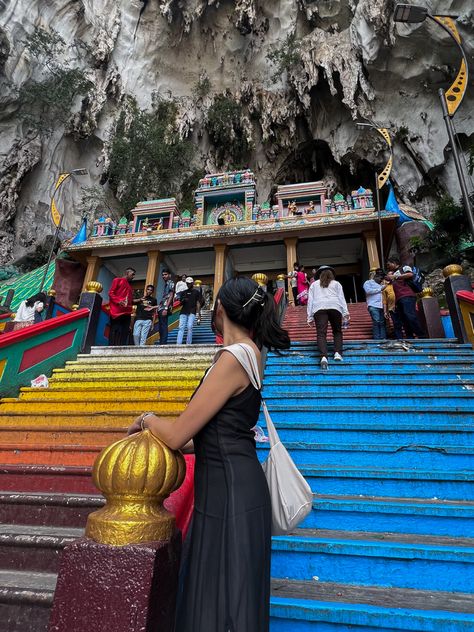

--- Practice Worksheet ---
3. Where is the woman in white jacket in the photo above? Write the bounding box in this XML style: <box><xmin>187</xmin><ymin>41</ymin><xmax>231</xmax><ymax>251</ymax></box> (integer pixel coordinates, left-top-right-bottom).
<box><xmin>307</xmin><ymin>266</ymin><xmax>349</xmax><ymax>369</ymax></box>
<box><xmin>13</xmin><ymin>292</ymin><xmax>47</xmax><ymax>330</ymax></box>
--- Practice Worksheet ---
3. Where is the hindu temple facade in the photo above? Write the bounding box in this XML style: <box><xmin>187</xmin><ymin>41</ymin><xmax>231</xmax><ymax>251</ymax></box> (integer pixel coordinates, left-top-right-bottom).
<box><xmin>67</xmin><ymin>170</ymin><xmax>399</xmax><ymax>303</ymax></box>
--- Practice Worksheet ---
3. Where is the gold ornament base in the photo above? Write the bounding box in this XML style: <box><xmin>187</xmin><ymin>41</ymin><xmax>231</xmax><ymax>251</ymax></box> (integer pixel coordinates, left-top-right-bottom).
<box><xmin>86</xmin><ymin>497</ymin><xmax>176</xmax><ymax>546</ymax></box>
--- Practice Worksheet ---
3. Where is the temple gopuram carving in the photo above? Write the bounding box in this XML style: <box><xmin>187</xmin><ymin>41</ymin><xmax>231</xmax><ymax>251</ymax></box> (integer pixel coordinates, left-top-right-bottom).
<box><xmin>66</xmin><ymin>169</ymin><xmax>402</xmax><ymax>304</ymax></box>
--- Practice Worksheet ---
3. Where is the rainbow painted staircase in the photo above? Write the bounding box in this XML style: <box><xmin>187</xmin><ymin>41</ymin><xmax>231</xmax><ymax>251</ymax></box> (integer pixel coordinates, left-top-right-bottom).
<box><xmin>1</xmin><ymin>304</ymin><xmax>474</xmax><ymax>629</ymax></box>
<box><xmin>0</xmin><ymin>344</ymin><xmax>215</xmax><ymax>631</ymax></box>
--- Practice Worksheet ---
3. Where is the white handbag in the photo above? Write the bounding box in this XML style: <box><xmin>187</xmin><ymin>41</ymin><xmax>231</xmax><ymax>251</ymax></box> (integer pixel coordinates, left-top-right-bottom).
<box><xmin>225</xmin><ymin>343</ymin><xmax>313</xmax><ymax>535</ymax></box>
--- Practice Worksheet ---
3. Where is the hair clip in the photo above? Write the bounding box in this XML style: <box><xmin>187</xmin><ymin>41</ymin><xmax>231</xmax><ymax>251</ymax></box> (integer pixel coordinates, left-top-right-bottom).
<box><xmin>242</xmin><ymin>288</ymin><xmax>265</xmax><ymax>309</ymax></box>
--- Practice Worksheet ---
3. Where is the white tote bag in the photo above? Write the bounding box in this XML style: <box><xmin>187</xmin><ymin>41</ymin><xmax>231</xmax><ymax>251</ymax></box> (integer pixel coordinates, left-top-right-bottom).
<box><xmin>227</xmin><ymin>344</ymin><xmax>313</xmax><ymax>535</ymax></box>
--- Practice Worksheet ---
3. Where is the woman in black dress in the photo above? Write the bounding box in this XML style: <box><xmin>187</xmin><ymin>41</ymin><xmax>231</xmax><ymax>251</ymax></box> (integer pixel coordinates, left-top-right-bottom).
<box><xmin>128</xmin><ymin>277</ymin><xmax>290</xmax><ymax>632</ymax></box>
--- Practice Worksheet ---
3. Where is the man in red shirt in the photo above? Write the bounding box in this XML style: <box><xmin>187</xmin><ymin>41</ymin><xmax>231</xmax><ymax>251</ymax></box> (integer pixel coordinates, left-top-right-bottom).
<box><xmin>108</xmin><ymin>267</ymin><xmax>135</xmax><ymax>345</ymax></box>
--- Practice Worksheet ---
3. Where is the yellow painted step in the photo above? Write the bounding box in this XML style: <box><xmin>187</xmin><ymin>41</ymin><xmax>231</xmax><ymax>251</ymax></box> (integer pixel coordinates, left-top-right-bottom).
<box><xmin>52</xmin><ymin>369</ymin><xmax>205</xmax><ymax>379</ymax></box>
<box><xmin>0</xmin><ymin>412</ymin><xmax>178</xmax><ymax>427</ymax></box>
<box><xmin>25</xmin><ymin>382</ymin><xmax>199</xmax><ymax>391</ymax></box>
<box><xmin>48</xmin><ymin>374</ymin><xmax>203</xmax><ymax>387</ymax></box>
<box><xmin>0</xmin><ymin>400</ymin><xmax>187</xmax><ymax>413</ymax></box>
<box><xmin>64</xmin><ymin>360</ymin><xmax>210</xmax><ymax>371</ymax></box>
<box><xmin>64</xmin><ymin>357</ymin><xmax>212</xmax><ymax>366</ymax></box>
<box><xmin>17</xmin><ymin>388</ymin><xmax>194</xmax><ymax>401</ymax></box>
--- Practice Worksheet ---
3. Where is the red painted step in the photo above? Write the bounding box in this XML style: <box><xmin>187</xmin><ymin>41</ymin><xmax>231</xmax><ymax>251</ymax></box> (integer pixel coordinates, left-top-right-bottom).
<box><xmin>283</xmin><ymin>303</ymin><xmax>373</xmax><ymax>342</ymax></box>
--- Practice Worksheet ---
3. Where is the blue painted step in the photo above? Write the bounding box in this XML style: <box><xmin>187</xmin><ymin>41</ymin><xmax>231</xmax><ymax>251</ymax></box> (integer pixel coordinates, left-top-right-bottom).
<box><xmin>264</xmin><ymin>339</ymin><xmax>474</xmax><ymax>630</ymax></box>
<box><xmin>297</xmin><ymin>465</ymin><xmax>474</xmax><ymax>501</ymax></box>
<box><xmin>271</xmin><ymin>531</ymin><xmax>474</xmax><ymax>592</ymax></box>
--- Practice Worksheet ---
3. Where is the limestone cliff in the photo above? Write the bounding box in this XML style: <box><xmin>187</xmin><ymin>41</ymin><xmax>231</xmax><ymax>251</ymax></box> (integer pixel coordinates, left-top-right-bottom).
<box><xmin>0</xmin><ymin>0</ymin><xmax>472</xmax><ymax>263</ymax></box>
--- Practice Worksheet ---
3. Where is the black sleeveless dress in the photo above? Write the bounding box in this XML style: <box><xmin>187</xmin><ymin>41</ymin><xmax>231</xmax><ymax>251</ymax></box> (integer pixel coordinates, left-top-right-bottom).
<box><xmin>176</xmin><ymin>373</ymin><xmax>271</xmax><ymax>631</ymax></box>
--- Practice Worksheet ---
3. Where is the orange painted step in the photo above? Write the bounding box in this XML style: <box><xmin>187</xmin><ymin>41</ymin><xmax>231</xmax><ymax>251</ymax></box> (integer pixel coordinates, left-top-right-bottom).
<box><xmin>0</xmin><ymin>444</ymin><xmax>102</xmax><ymax>467</ymax></box>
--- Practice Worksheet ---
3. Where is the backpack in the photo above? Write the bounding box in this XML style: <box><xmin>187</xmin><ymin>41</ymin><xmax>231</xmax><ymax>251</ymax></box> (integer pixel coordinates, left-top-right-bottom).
<box><xmin>407</xmin><ymin>266</ymin><xmax>425</xmax><ymax>293</ymax></box>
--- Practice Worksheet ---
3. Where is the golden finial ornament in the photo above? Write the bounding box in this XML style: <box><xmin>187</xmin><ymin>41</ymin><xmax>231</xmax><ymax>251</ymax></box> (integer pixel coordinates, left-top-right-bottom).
<box><xmin>418</xmin><ymin>287</ymin><xmax>434</xmax><ymax>299</ymax></box>
<box><xmin>252</xmin><ymin>273</ymin><xmax>268</xmax><ymax>287</ymax></box>
<box><xmin>85</xmin><ymin>281</ymin><xmax>103</xmax><ymax>293</ymax></box>
<box><xmin>71</xmin><ymin>304</ymin><xmax>79</xmax><ymax>311</ymax></box>
<box><xmin>194</xmin><ymin>280</ymin><xmax>202</xmax><ymax>287</ymax></box>
<box><xmin>86</xmin><ymin>430</ymin><xmax>185</xmax><ymax>546</ymax></box>
<box><xmin>47</xmin><ymin>289</ymin><xmax>57</xmax><ymax>297</ymax></box>
<box><xmin>276</xmin><ymin>274</ymin><xmax>285</xmax><ymax>281</ymax></box>
<box><xmin>443</xmin><ymin>264</ymin><xmax>463</xmax><ymax>278</ymax></box>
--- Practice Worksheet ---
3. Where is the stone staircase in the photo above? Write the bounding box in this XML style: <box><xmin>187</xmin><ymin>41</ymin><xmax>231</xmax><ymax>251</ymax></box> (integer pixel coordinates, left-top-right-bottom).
<box><xmin>1</xmin><ymin>323</ymin><xmax>474</xmax><ymax>629</ymax></box>
<box><xmin>0</xmin><ymin>344</ymin><xmax>215</xmax><ymax>632</ymax></box>
<box><xmin>165</xmin><ymin>308</ymin><xmax>216</xmax><ymax>345</ymax></box>
<box><xmin>262</xmin><ymin>339</ymin><xmax>474</xmax><ymax>630</ymax></box>
<box><xmin>284</xmin><ymin>303</ymin><xmax>374</xmax><ymax>342</ymax></box>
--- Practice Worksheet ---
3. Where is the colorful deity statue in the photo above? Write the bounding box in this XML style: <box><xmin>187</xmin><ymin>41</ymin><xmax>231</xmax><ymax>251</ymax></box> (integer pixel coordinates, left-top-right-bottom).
<box><xmin>128</xmin><ymin>220</ymin><xmax>134</xmax><ymax>233</ymax></box>
<box><xmin>153</xmin><ymin>218</ymin><xmax>163</xmax><ymax>231</ymax></box>
<box><xmin>333</xmin><ymin>193</ymin><xmax>349</xmax><ymax>214</ymax></box>
<box><xmin>324</xmin><ymin>199</ymin><xmax>334</xmax><ymax>214</ymax></box>
<box><xmin>116</xmin><ymin>216</ymin><xmax>128</xmax><ymax>235</ymax></box>
<box><xmin>351</xmin><ymin>186</ymin><xmax>374</xmax><ymax>210</ymax></box>
<box><xmin>306</xmin><ymin>200</ymin><xmax>315</xmax><ymax>214</ymax></box>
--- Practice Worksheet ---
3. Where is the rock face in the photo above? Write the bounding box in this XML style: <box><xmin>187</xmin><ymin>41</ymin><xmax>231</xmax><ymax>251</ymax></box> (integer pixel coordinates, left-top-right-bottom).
<box><xmin>0</xmin><ymin>0</ymin><xmax>472</xmax><ymax>263</ymax></box>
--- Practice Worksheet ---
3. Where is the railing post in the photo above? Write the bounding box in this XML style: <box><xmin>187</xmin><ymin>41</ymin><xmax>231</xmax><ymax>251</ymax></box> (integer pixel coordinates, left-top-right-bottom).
<box><xmin>48</xmin><ymin>430</ymin><xmax>185</xmax><ymax>632</ymax></box>
<box><xmin>78</xmin><ymin>281</ymin><xmax>103</xmax><ymax>353</ymax></box>
<box><xmin>45</xmin><ymin>289</ymin><xmax>57</xmax><ymax>320</ymax></box>
<box><xmin>417</xmin><ymin>288</ymin><xmax>445</xmax><ymax>338</ymax></box>
<box><xmin>443</xmin><ymin>265</ymin><xmax>472</xmax><ymax>343</ymax></box>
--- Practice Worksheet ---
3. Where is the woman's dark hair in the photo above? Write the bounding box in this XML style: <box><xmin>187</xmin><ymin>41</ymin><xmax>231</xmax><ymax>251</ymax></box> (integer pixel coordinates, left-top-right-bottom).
<box><xmin>298</xmin><ymin>264</ymin><xmax>305</xmax><ymax>271</ymax></box>
<box><xmin>215</xmin><ymin>277</ymin><xmax>290</xmax><ymax>351</ymax></box>
<box><xmin>319</xmin><ymin>269</ymin><xmax>335</xmax><ymax>288</ymax></box>
<box><xmin>25</xmin><ymin>292</ymin><xmax>47</xmax><ymax>307</ymax></box>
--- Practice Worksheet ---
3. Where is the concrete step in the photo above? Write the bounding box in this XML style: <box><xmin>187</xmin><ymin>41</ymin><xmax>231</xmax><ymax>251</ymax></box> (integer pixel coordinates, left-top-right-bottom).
<box><xmin>0</xmin><ymin>465</ymin><xmax>96</xmax><ymax>494</ymax></box>
<box><xmin>271</xmin><ymin>528</ymin><xmax>474</xmax><ymax>592</ymax></box>
<box><xmin>257</xmin><ymin>419</ymin><xmax>474</xmax><ymax>447</ymax></box>
<box><xmin>0</xmin><ymin>570</ymin><xmax>55</xmax><ymax>632</ymax></box>
<box><xmin>16</xmin><ymin>387</ymin><xmax>195</xmax><ymax>401</ymax></box>
<box><xmin>89</xmin><ymin>344</ymin><xmax>217</xmax><ymax>356</ymax></box>
<box><xmin>0</xmin><ymin>444</ymin><xmax>102</xmax><ymax>466</ymax></box>
<box><xmin>0</xmin><ymin>523</ymin><xmax>81</xmax><ymax>572</ymax></box>
<box><xmin>0</xmin><ymin>427</ymin><xmax>124</xmax><ymax>446</ymax></box>
<box><xmin>0</xmin><ymin>492</ymin><xmax>102</xmax><ymax>527</ymax></box>
<box><xmin>257</xmin><ymin>441</ymin><xmax>473</xmax><ymax>470</ymax></box>
<box><xmin>300</xmin><ymin>495</ymin><xmax>474</xmax><ymax>537</ymax></box>
<box><xmin>0</xmin><ymin>411</ymin><xmax>168</xmax><ymax>427</ymax></box>
<box><xmin>270</xmin><ymin>579</ymin><xmax>474</xmax><ymax>631</ymax></box>
<box><xmin>263</xmin><ymin>381</ymin><xmax>474</xmax><ymax>394</ymax></box>
<box><xmin>298</xmin><ymin>464</ymin><xmax>474</xmax><ymax>501</ymax></box>
<box><xmin>0</xmin><ymin>399</ymin><xmax>188</xmax><ymax>413</ymax></box>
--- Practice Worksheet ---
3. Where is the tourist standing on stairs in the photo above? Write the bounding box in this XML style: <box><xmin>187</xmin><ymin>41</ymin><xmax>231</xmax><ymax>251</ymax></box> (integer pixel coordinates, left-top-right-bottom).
<box><xmin>177</xmin><ymin>277</ymin><xmax>201</xmax><ymax>345</ymax></box>
<box><xmin>307</xmin><ymin>266</ymin><xmax>350</xmax><ymax>369</ymax></box>
<box><xmin>386</xmin><ymin>257</ymin><xmax>426</xmax><ymax>339</ymax></box>
<box><xmin>381</xmin><ymin>275</ymin><xmax>404</xmax><ymax>340</ymax></box>
<box><xmin>363</xmin><ymin>269</ymin><xmax>386</xmax><ymax>340</ymax></box>
<box><xmin>133</xmin><ymin>284</ymin><xmax>157</xmax><ymax>346</ymax></box>
<box><xmin>108</xmin><ymin>267</ymin><xmax>135</xmax><ymax>346</ymax></box>
<box><xmin>286</xmin><ymin>261</ymin><xmax>299</xmax><ymax>305</ymax></box>
<box><xmin>128</xmin><ymin>277</ymin><xmax>290</xmax><ymax>632</ymax></box>
<box><xmin>175</xmin><ymin>274</ymin><xmax>188</xmax><ymax>298</ymax></box>
<box><xmin>296</xmin><ymin>264</ymin><xmax>310</xmax><ymax>305</ymax></box>
<box><xmin>156</xmin><ymin>269</ymin><xmax>175</xmax><ymax>345</ymax></box>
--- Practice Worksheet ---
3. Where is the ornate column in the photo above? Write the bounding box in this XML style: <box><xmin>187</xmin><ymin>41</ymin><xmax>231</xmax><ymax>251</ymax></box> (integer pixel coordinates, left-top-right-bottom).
<box><xmin>284</xmin><ymin>237</ymin><xmax>298</xmax><ymax>304</ymax></box>
<box><xmin>213</xmin><ymin>244</ymin><xmax>228</xmax><ymax>301</ymax></box>
<box><xmin>145</xmin><ymin>250</ymin><xmax>161</xmax><ymax>288</ymax></box>
<box><xmin>82</xmin><ymin>255</ymin><xmax>101</xmax><ymax>291</ymax></box>
<box><xmin>362</xmin><ymin>231</ymin><xmax>381</xmax><ymax>271</ymax></box>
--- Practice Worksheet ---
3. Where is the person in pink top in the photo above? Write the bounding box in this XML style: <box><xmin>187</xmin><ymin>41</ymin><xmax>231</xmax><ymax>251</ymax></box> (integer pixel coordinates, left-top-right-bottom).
<box><xmin>108</xmin><ymin>267</ymin><xmax>135</xmax><ymax>345</ymax></box>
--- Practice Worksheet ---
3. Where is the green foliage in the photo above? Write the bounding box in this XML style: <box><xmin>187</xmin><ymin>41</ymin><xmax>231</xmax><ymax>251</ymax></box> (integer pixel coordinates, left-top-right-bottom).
<box><xmin>78</xmin><ymin>185</ymin><xmax>116</xmax><ymax>217</ymax></box>
<box><xmin>193</xmin><ymin>74</ymin><xmax>211</xmax><ymax>99</ymax></box>
<box><xmin>180</xmin><ymin>168</ymin><xmax>205</xmax><ymax>210</ymax></box>
<box><xmin>425</xmin><ymin>196</ymin><xmax>470</xmax><ymax>261</ymax></box>
<box><xmin>0</xmin><ymin>265</ymin><xmax>19</xmax><ymax>282</ymax></box>
<box><xmin>395</xmin><ymin>126</ymin><xmax>409</xmax><ymax>142</ymax></box>
<box><xmin>206</xmin><ymin>94</ymin><xmax>252</xmax><ymax>168</ymax></box>
<box><xmin>267</xmin><ymin>34</ymin><xmax>302</xmax><ymax>81</ymax></box>
<box><xmin>106</xmin><ymin>97</ymin><xmax>195</xmax><ymax>212</ymax></box>
<box><xmin>18</xmin><ymin>27</ymin><xmax>92</xmax><ymax>134</ymax></box>
<box><xmin>408</xmin><ymin>235</ymin><xmax>426</xmax><ymax>255</ymax></box>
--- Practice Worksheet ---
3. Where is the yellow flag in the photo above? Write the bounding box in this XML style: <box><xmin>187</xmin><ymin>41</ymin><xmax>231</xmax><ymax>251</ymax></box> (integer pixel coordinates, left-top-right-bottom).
<box><xmin>50</xmin><ymin>173</ymin><xmax>71</xmax><ymax>226</ymax></box>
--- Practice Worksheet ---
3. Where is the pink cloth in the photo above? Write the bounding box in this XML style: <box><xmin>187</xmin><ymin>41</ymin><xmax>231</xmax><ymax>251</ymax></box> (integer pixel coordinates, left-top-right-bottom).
<box><xmin>296</xmin><ymin>271</ymin><xmax>309</xmax><ymax>305</ymax></box>
<box><xmin>108</xmin><ymin>277</ymin><xmax>133</xmax><ymax>318</ymax></box>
